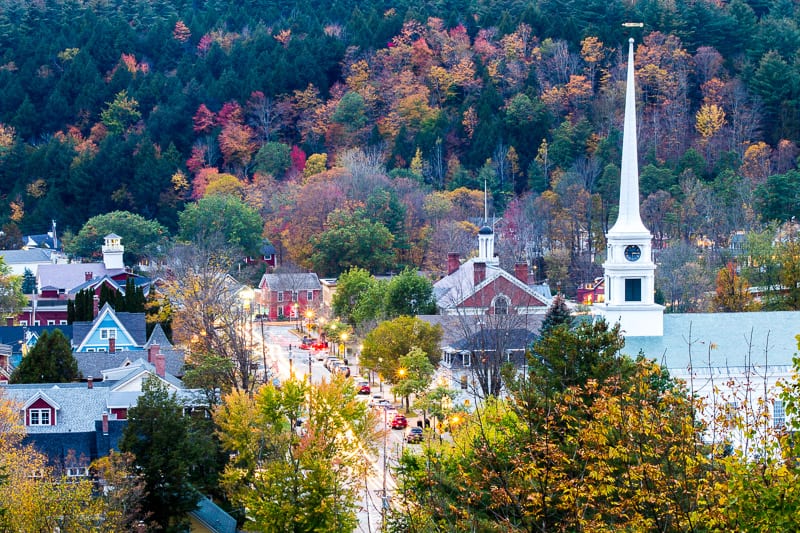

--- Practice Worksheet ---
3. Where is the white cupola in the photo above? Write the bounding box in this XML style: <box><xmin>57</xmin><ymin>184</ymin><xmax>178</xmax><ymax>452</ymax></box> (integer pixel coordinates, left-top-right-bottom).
<box><xmin>102</xmin><ymin>233</ymin><xmax>125</xmax><ymax>270</ymax></box>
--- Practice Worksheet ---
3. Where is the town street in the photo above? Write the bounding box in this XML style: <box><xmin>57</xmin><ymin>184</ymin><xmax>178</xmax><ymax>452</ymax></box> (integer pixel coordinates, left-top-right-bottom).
<box><xmin>251</xmin><ymin>320</ymin><xmax>408</xmax><ymax>532</ymax></box>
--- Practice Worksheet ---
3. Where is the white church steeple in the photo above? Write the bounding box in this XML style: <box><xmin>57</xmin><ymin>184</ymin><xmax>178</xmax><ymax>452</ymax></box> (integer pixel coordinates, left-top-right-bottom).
<box><xmin>595</xmin><ymin>38</ymin><xmax>664</xmax><ymax>337</ymax></box>
<box><xmin>102</xmin><ymin>233</ymin><xmax>125</xmax><ymax>270</ymax></box>
<box><xmin>477</xmin><ymin>180</ymin><xmax>498</xmax><ymax>264</ymax></box>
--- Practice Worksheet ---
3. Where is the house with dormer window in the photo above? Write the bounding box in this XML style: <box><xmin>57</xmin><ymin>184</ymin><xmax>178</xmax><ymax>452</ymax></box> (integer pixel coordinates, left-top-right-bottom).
<box><xmin>72</xmin><ymin>303</ymin><xmax>147</xmax><ymax>353</ymax></box>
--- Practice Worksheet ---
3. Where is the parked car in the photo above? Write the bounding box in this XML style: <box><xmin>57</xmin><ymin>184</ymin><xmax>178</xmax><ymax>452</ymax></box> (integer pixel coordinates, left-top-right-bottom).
<box><xmin>356</xmin><ymin>380</ymin><xmax>370</xmax><ymax>394</ymax></box>
<box><xmin>390</xmin><ymin>414</ymin><xmax>408</xmax><ymax>430</ymax></box>
<box><xmin>406</xmin><ymin>427</ymin><xmax>424</xmax><ymax>443</ymax></box>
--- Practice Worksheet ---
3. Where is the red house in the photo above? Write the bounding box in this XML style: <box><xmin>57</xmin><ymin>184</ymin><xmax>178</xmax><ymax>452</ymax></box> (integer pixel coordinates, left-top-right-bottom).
<box><xmin>434</xmin><ymin>225</ymin><xmax>552</xmax><ymax>316</ymax></box>
<box><xmin>257</xmin><ymin>272</ymin><xmax>322</xmax><ymax>320</ymax></box>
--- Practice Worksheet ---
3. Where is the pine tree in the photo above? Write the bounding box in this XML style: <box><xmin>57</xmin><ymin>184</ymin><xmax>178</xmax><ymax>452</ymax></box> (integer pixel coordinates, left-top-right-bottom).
<box><xmin>10</xmin><ymin>330</ymin><xmax>80</xmax><ymax>383</ymax></box>
<box><xmin>539</xmin><ymin>293</ymin><xmax>574</xmax><ymax>338</ymax></box>
<box><xmin>120</xmin><ymin>377</ymin><xmax>206</xmax><ymax>531</ymax></box>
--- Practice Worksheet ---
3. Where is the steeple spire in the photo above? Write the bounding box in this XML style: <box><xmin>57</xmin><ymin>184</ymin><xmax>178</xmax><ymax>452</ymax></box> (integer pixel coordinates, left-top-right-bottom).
<box><xmin>609</xmin><ymin>38</ymin><xmax>649</xmax><ymax>237</ymax></box>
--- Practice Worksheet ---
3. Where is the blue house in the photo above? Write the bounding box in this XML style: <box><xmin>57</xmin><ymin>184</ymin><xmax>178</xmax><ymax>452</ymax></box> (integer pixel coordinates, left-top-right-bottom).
<box><xmin>72</xmin><ymin>303</ymin><xmax>147</xmax><ymax>353</ymax></box>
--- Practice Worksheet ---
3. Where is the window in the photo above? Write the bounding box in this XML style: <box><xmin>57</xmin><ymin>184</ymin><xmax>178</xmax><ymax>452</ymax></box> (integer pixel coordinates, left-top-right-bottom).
<box><xmin>29</xmin><ymin>409</ymin><xmax>51</xmax><ymax>426</ymax></box>
<box><xmin>277</xmin><ymin>291</ymin><xmax>284</xmax><ymax>302</ymax></box>
<box><xmin>47</xmin><ymin>320</ymin><xmax>55</xmax><ymax>325</ymax></box>
<box><xmin>19</xmin><ymin>320</ymin><xmax>27</xmax><ymax>326</ymax></box>
<box><xmin>66</xmin><ymin>467</ymin><xmax>89</xmax><ymax>478</ymax></box>
<box><xmin>33</xmin><ymin>321</ymin><xmax>40</xmax><ymax>326</ymax></box>
<box><xmin>100</xmin><ymin>328</ymin><xmax>116</xmax><ymax>340</ymax></box>
<box><xmin>774</xmin><ymin>400</ymin><xmax>786</xmax><ymax>429</ymax></box>
<box><xmin>59</xmin><ymin>320</ymin><xmax>67</xmax><ymax>325</ymax></box>
<box><xmin>87</xmin><ymin>348</ymin><xmax>95</xmax><ymax>352</ymax></box>
<box><xmin>493</xmin><ymin>296</ymin><xmax>509</xmax><ymax>315</ymax></box>
<box><xmin>307</xmin><ymin>291</ymin><xmax>314</xmax><ymax>301</ymax></box>
<box><xmin>292</xmin><ymin>291</ymin><xmax>298</xmax><ymax>302</ymax></box>
<box><xmin>624</xmin><ymin>278</ymin><xmax>641</xmax><ymax>302</ymax></box>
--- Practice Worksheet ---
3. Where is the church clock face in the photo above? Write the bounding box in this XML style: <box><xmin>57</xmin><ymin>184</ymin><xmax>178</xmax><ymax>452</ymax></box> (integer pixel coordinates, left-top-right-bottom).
<box><xmin>624</xmin><ymin>245</ymin><xmax>642</xmax><ymax>262</ymax></box>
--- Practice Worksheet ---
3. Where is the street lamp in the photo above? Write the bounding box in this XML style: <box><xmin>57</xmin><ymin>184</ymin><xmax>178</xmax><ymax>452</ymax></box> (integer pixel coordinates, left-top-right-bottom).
<box><xmin>292</xmin><ymin>303</ymin><xmax>299</xmax><ymax>330</ymax></box>
<box><xmin>378</xmin><ymin>357</ymin><xmax>383</xmax><ymax>392</ymax></box>
<box><xmin>239</xmin><ymin>287</ymin><xmax>255</xmax><ymax>384</ymax></box>
<box><xmin>304</xmin><ymin>309</ymin><xmax>314</xmax><ymax>334</ymax></box>
<box><xmin>341</xmin><ymin>332</ymin><xmax>348</xmax><ymax>363</ymax></box>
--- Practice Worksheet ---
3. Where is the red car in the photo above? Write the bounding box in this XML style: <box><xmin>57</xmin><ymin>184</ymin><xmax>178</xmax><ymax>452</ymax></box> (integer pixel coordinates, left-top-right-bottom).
<box><xmin>390</xmin><ymin>414</ymin><xmax>408</xmax><ymax>430</ymax></box>
<box><xmin>356</xmin><ymin>380</ymin><xmax>370</xmax><ymax>395</ymax></box>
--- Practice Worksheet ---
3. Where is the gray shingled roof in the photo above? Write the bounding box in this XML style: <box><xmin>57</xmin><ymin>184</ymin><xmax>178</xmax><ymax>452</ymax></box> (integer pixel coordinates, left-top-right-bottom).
<box><xmin>2</xmin><ymin>383</ymin><xmax>112</xmax><ymax>434</ymax></box>
<box><xmin>190</xmin><ymin>496</ymin><xmax>238</xmax><ymax>533</ymax></box>
<box><xmin>0</xmin><ymin>248</ymin><xmax>53</xmax><ymax>264</ymax></box>
<box><xmin>37</xmin><ymin>263</ymin><xmax>126</xmax><ymax>292</ymax></box>
<box><xmin>72</xmin><ymin>305</ymin><xmax>148</xmax><ymax>348</ymax></box>
<box><xmin>145</xmin><ymin>323</ymin><xmax>174</xmax><ymax>349</ymax></box>
<box><xmin>261</xmin><ymin>272</ymin><xmax>321</xmax><ymax>291</ymax></box>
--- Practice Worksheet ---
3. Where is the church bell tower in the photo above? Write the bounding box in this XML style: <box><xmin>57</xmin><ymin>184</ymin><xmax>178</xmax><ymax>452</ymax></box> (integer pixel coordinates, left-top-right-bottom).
<box><xmin>595</xmin><ymin>38</ymin><xmax>664</xmax><ymax>337</ymax></box>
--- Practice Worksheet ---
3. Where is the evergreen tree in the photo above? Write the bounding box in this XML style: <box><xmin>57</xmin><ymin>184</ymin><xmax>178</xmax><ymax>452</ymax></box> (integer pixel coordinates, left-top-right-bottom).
<box><xmin>99</xmin><ymin>284</ymin><xmax>115</xmax><ymax>310</ymax></box>
<box><xmin>72</xmin><ymin>288</ymin><xmax>95</xmax><ymax>322</ymax></box>
<box><xmin>539</xmin><ymin>293</ymin><xmax>574</xmax><ymax>338</ymax></box>
<box><xmin>120</xmin><ymin>377</ymin><xmax>206</xmax><ymax>532</ymax></box>
<box><xmin>10</xmin><ymin>330</ymin><xmax>80</xmax><ymax>383</ymax></box>
<box><xmin>21</xmin><ymin>268</ymin><xmax>36</xmax><ymax>294</ymax></box>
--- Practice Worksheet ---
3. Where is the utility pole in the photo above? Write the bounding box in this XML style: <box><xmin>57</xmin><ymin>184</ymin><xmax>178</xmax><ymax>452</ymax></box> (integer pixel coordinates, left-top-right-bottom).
<box><xmin>381</xmin><ymin>407</ymin><xmax>388</xmax><ymax>531</ymax></box>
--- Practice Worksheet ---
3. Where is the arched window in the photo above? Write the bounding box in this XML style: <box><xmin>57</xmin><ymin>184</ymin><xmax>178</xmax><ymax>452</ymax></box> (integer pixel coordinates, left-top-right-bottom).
<box><xmin>493</xmin><ymin>295</ymin><xmax>509</xmax><ymax>315</ymax></box>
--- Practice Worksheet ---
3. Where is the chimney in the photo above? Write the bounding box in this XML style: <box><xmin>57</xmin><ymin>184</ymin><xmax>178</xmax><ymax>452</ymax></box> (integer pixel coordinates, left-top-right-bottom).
<box><xmin>447</xmin><ymin>253</ymin><xmax>460</xmax><ymax>275</ymax></box>
<box><xmin>148</xmin><ymin>343</ymin><xmax>160</xmax><ymax>363</ymax></box>
<box><xmin>473</xmin><ymin>262</ymin><xmax>486</xmax><ymax>285</ymax></box>
<box><xmin>85</xmin><ymin>271</ymin><xmax>93</xmax><ymax>281</ymax></box>
<box><xmin>102</xmin><ymin>412</ymin><xmax>109</xmax><ymax>435</ymax></box>
<box><xmin>154</xmin><ymin>354</ymin><xmax>166</xmax><ymax>378</ymax></box>
<box><xmin>92</xmin><ymin>295</ymin><xmax>99</xmax><ymax>317</ymax></box>
<box><xmin>87</xmin><ymin>376</ymin><xmax>93</xmax><ymax>389</ymax></box>
<box><xmin>514</xmin><ymin>262</ymin><xmax>529</xmax><ymax>284</ymax></box>
<box><xmin>108</xmin><ymin>337</ymin><xmax>115</xmax><ymax>353</ymax></box>
<box><xmin>5</xmin><ymin>317</ymin><xmax>12</xmax><ymax>326</ymax></box>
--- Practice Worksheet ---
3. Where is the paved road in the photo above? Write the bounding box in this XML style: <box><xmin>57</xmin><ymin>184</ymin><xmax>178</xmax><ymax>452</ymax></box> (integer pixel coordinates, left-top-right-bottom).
<box><xmin>252</xmin><ymin>321</ymin><xmax>411</xmax><ymax>532</ymax></box>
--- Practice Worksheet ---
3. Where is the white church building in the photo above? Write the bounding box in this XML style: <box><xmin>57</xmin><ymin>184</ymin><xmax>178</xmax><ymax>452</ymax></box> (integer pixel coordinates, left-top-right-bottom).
<box><xmin>594</xmin><ymin>39</ymin><xmax>800</xmax><ymax>440</ymax></box>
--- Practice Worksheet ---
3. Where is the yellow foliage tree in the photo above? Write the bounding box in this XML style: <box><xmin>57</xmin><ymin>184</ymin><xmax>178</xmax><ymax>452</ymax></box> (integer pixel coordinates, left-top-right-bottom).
<box><xmin>696</xmin><ymin>103</ymin><xmax>726</xmax><ymax>138</ymax></box>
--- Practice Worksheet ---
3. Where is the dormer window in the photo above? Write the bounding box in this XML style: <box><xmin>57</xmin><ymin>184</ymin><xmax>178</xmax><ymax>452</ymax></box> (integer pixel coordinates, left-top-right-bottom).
<box><xmin>29</xmin><ymin>408</ymin><xmax>51</xmax><ymax>426</ymax></box>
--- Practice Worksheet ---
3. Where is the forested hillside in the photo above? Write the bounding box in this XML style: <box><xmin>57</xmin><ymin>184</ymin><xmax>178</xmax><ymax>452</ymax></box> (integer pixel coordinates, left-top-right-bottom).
<box><xmin>1</xmin><ymin>0</ymin><xmax>799</xmax><ymax>302</ymax></box>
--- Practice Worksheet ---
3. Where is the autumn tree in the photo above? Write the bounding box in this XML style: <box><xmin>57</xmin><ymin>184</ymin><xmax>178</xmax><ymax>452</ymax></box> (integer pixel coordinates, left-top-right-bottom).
<box><xmin>100</xmin><ymin>90</ymin><xmax>141</xmax><ymax>135</ymax></box>
<box><xmin>0</xmin><ymin>257</ymin><xmax>25</xmax><ymax>319</ymax></box>
<box><xmin>361</xmin><ymin>316</ymin><xmax>442</xmax><ymax>384</ymax></box>
<box><xmin>215</xmin><ymin>376</ymin><xmax>376</xmax><ymax>531</ymax></box>
<box><xmin>711</xmin><ymin>262</ymin><xmax>758</xmax><ymax>312</ymax></box>
<box><xmin>162</xmin><ymin>240</ymin><xmax>258</xmax><ymax>394</ymax></box>
<box><xmin>0</xmin><ymin>393</ymin><xmax>103</xmax><ymax>531</ymax></box>
<box><xmin>392</xmin><ymin>346</ymin><xmax>437</xmax><ymax>412</ymax></box>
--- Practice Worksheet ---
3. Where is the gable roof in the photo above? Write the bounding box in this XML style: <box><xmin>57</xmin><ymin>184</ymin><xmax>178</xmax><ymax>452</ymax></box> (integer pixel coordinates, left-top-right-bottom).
<box><xmin>72</xmin><ymin>304</ymin><xmax>147</xmax><ymax>350</ymax></box>
<box><xmin>433</xmin><ymin>258</ymin><xmax>550</xmax><ymax>310</ymax></box>
<box><xmin>260</xmin><ymin>272</ymin><xmax>322</xmax><ymax>292</ymax></box>
<box><xmin>3</xmin><ymin>383</ymin><xmax>112</xmax><ymax>434</ymax></box>
<box><xmin>0</xmin><ymin>325</ymin><xmax>74</xmax><ymax>356</ymax></box>
<box><xmin>144</xmin><ymin>323</ymin><xmax>173</xmax><ymax>350</ymax></box>
<box><xmin>37</xmin><ymin>263</ymin><xmax>127</xmax><ymax>292</ymax></box>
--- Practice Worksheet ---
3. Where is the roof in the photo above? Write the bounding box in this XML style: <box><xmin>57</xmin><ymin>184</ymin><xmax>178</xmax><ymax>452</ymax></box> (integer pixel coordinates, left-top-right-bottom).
<box><xmin>190</xmin><ymin>496</ymin><xmax>238</xmax><ymax>533</ymax></box>
<box><xmin>261</xmin><ymin>272</ymin><xmax>322</xmax><ymax>292</ymax></box>
<box><xmin>37</xmin><ymin>263</ymin><xmax>126</xmax><ymax>292</ymax></box>
<box><xmin>418</xmin><ymin>314</ymin><xmax>544</xmax><ymax>350</ymax></box>
<box><xmin>144</xmin><ymin>323</ymin><xmax>174</xmax><ymax>350</ymax></box>
<box><xmin>72</xmin><ymin>304</ymin><xmax>148</xmax><ymax>348</ymax></box>
<box><xmin>2</xmin><ymin>383</ymin><xmax>112</xmax><ymax>434</ymax></box>
<box><xmin>621</xmin><ymin>311</ymin><xmax>800</xmax><ymax>370</ymax></box>
<box><xmin>0</xmin><ymin>248</ymin><xmax>53</xmax><ymax>265</ymax></box>
<box><xmin>23</xmin><ymin>233</ymin><xmax>57</xmax><ymax>249</ymax></box>
<box><xmin>433</xmin><ymin>258</ymin><xmax>550</xmax><ymax>310</ymax></box>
